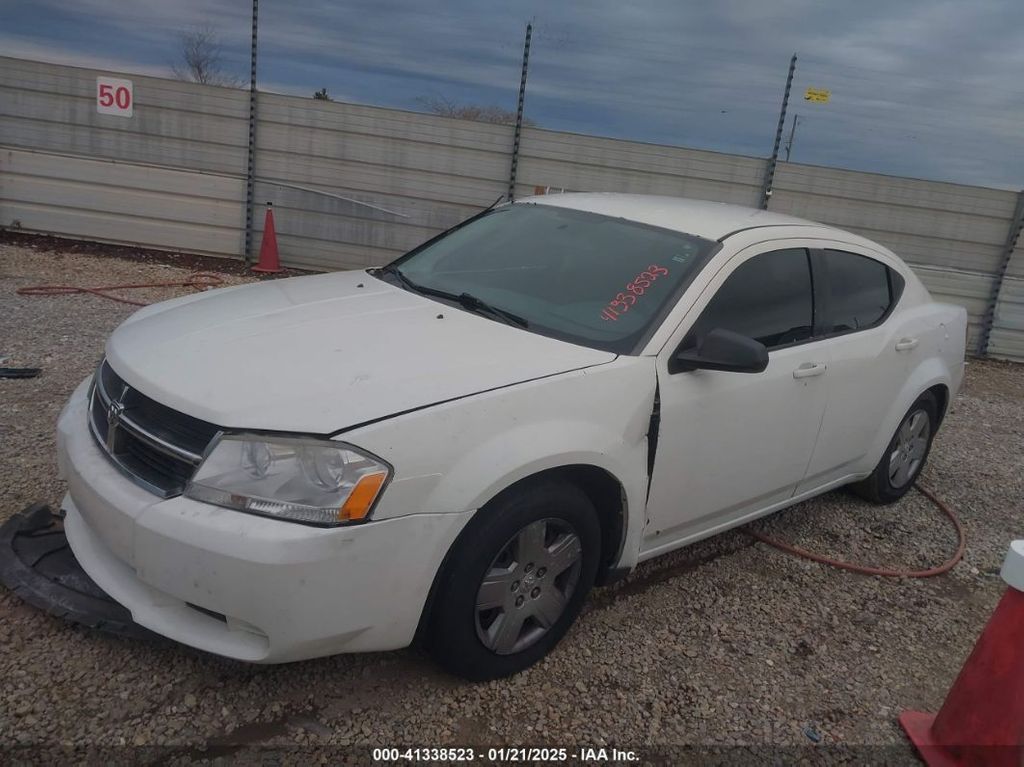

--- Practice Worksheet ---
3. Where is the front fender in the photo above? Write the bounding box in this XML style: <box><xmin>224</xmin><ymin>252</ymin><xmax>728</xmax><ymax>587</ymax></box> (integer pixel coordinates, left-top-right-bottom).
<box><xmin>344</xmin><ymin>358</ymin><xmax>657</xmax><ymax>570</ymax></box>
<box><xmin>441</xmin><ymin>419</ymin><xmax>644</xmax><ymax>514</ymax></box>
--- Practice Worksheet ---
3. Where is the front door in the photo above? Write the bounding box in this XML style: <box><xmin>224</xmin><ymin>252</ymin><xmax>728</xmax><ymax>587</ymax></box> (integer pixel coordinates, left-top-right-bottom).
<box><xmin>643</xmin><ymin>246</ymin><xmax>829</xmax><ymax>554</ymax></box>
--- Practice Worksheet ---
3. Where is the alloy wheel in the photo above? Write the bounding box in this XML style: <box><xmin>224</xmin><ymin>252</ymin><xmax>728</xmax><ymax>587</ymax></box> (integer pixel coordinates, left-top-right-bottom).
<box><xmin>474</xmin><ymin>518</ymin><xmax>583</xmax><ymax>655</ymax></box>
<box><xmin>889</xmin><ymin>408</ymin><xmax>931</xmax><ymax>488</ymax></box>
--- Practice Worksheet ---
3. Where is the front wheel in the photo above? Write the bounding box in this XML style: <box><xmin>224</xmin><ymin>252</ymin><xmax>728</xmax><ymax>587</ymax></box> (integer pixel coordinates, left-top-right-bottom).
<box><xmin>424</xmin><ymin>481</ymin><xmax>600</xmax><ymax>680</ymax></box>
<box><xmin>854</xmin><ymin>392</ymin><xmax>937</xmax><ymax>504</ymax></box>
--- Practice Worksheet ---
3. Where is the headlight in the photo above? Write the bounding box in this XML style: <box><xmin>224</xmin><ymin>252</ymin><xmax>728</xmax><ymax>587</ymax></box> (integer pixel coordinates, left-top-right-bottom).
<box><xmin>184</xmin><ymin>434</ymin><xmax>390</xmax><ymax>526</ymax></box>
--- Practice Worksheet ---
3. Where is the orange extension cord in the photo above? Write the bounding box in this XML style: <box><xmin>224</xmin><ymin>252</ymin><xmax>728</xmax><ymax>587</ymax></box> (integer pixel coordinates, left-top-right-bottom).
<box><xmin>16</xmin><ymin>273</ymin><xmax>224</xmax><ymax>307</ymax></box>
<box><xmin>746</xmin><ymin>483</ymin><xmax>966</xmax><ymax>578</ymax></box>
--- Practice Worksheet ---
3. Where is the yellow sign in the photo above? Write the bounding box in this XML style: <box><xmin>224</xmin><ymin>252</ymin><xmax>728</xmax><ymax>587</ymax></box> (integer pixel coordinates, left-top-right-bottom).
<box><xmin>804</xmin><ymin>87</ymin><xmax>831</xmax><ymax>103</ymax></box>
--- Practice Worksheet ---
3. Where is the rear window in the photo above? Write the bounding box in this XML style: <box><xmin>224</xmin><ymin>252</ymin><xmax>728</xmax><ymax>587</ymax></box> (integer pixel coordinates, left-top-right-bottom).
<box><xmin>823</xmin><ymin>250</ymin><xmax>902</xmax><ymax>333</ymax></box>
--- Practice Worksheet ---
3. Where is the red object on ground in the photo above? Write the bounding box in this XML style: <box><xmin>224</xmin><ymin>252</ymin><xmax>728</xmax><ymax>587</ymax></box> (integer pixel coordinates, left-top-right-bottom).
<box><xmin>899</xmin><ymin>542</ymin><xmax>1024</xmax><ymax>766</ymax></box>
<box><xmin>16</xmin><ymin>273</ymin><xmax>223</xmax><ymax>307</ymax></box>
<box><xmin>747</xmin><ymin>483</ymin><xmax>965</xmax><ymax>578</ymax></box>
<box><xmin>252</xmin><ymin>204</ymin><xmax>282</xmax><ymax>274</ymax></box>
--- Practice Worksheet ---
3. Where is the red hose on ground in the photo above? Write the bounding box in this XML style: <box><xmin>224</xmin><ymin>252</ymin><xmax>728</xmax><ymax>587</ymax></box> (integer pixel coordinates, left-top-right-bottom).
<box><xmin>746</xmin><ymin>483</ymin><xmax>965</xmax><ymax>578</ymax></box>
<box><xmin>16</xmin><ymin>273</ymin><xmax>225</xmax><ymax>307</ymax></box>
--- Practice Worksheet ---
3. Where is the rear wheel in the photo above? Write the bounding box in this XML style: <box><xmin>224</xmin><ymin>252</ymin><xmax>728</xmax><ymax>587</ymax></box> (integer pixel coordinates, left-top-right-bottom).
<box><xmin>425</xmin><ymin>481</ymin><xmax>600</xmax><ymax>680</ymax></box>
<box><xmin>854</xmin><ymin>392</ymin><xmax>937</xmax><ymax>504</ymax></box>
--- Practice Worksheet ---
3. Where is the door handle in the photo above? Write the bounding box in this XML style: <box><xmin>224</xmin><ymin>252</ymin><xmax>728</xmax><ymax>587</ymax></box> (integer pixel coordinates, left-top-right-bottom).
<box><xmin>793</xmin><ymin>362</ymin><xmax>827</xmax><ymax>379</ymax></box>
<box><xmin>895</xmin><ymin>337</ymin><xmax>919</xmax><ymax>352</ymax></box>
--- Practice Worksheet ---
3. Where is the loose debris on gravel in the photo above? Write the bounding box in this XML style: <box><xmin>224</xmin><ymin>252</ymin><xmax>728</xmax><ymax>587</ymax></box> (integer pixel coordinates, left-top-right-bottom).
<box><xmin>1</xmin><ymin>237</ymin><xmax>1021</xmax><ymax>761</ymax></box>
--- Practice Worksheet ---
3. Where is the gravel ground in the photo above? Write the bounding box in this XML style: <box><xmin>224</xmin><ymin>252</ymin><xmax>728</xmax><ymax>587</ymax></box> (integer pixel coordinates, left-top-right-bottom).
<box><xmin>1</xmin><ymin>238</ymin><xmax>1021</xmax><ymax>763</ymax></box>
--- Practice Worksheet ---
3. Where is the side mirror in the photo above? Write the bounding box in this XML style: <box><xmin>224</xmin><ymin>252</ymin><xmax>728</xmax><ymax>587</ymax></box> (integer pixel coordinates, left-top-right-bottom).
<box><xmin>670</xmin><ymin>328</ymin><xmax>769</xmax><ymax>374</ymax></box>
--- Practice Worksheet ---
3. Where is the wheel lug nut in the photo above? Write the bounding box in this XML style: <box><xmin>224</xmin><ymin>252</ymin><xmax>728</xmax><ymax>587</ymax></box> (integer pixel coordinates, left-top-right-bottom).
<box><xmin>511</xmin><ymin>580</ymin><xmax>519</xmax><ymax>592</ymax></box>
<box><xmin>531</xmin><ymin>587</ymin><xmax>541</xmax><ymax>598</ymax></box>
<box><xmin>525</xmin><ymin>563</ymin><xmax>534</xmax><ymax>573</ymax></box>
<box><xmin>536</xmin><ymin>567</ymin><xmax>546</xmax><ymax>578</ymax></box>
<box><xmin>515</xmin><ymin>595</ymin><xmax>525</xmax><ymax>607</ymax></box>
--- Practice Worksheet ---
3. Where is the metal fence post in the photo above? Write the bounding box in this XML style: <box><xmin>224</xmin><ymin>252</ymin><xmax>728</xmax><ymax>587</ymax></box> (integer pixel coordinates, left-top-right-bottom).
<box><xmin>978</xmin><ymin>190</ymin><xmax>1024</xmax><ymax>356</ymax></box>
<box><xmin>242</xmin><ymin>0</ymin><xmax>260</xmax><ymax>263</ymax></box>
<box><xmin>759</xmin><ymin>53</ymin><xmax>797</xmax><ymax>210</ymax></box>
<box><xmin>507</xmin><ymin>22</ymin><xmax>532</xmax><ymax>203</ymax></box>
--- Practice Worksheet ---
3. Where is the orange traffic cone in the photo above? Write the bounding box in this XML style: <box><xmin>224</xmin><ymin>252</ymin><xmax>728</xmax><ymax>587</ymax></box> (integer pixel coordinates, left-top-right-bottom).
<box><xmin>252</xmin><ymin>202</ymin><xmax>282</xmax><ymax>273</ymax></box>
<box><xmin>899</xmin><ymin>541</ymin><xmax>1024</xmax><ymax>766</ymax></box>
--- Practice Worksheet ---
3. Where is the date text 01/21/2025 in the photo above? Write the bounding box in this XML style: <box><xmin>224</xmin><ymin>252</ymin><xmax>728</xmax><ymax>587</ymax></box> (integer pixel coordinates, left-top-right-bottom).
<box><xmin>601</xmin><ymin>265</ymin><xmax>669</xmax><ymax>321</ymax></box>
<box><xmin>372</xmin><ymin>746</ymin><xmax>639</xmax><ymax>762</ymax></box>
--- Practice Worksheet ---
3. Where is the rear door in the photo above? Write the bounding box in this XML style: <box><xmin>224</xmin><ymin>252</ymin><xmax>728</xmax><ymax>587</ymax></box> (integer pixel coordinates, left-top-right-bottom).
<box><xmin>795</xmin><ymin>247</ymin><xmax>911</xmax><ymax>492</ymax></box>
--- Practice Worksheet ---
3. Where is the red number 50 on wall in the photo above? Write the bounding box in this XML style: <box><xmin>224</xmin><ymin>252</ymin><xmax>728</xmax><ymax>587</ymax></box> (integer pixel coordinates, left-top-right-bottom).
<box><xmin>96</xmin><ymin>77</ymin><xmax>133</xmax><ymax>117</ymax></box>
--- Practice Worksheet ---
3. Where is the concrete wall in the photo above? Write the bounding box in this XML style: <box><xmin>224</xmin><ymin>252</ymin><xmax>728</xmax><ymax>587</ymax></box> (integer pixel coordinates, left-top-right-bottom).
<box><xmin>250</xmin><ymin>93</ymin><xmax>511</xmax><ymax>271</ymax></box>
<box><xmin>0</xmin><ymin>57</ymin><xmax>249</xmax><ymax>257</ymax></box>
<box><xmin>989</xmin><ymin>205</ymin><xmax>1024</xmax><ymax>360</ymax></box>
<box><xmin>514</xmin><ymin>127</ymin><xmax>766</xmax><ymax>207</ymax></box>
<box><xmin>1</xmin><ymin>56</ymin><xmax>1022</xmax><ymax>361</ymax></box>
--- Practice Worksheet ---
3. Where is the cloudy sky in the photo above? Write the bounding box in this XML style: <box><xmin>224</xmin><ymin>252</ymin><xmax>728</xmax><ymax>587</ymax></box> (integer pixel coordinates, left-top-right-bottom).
<box><xmin>3</xmin><ymin>0</ymin><xmax>1022</xmax><ymax>188</ymax></box>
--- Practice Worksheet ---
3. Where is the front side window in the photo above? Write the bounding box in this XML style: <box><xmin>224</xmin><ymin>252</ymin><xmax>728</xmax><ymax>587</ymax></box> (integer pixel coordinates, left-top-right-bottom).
<box><xmin>381</xmin><ymin>203</ymin><xmax>719</xmax><ymax>354</ymax></box>
<box><xmin>822</xmin><ymin>250</ymin><xmax>900</xmax><ymax>333</ymax></box>
<box><xmin>683</xmin><ymin>248</ymin><xmax>814</xmax><ymax>350</ymax></box>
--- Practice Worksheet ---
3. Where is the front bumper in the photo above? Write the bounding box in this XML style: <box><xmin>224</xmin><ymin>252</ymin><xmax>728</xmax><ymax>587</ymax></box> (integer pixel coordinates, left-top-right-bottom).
<box><xmin>57</xmin><ymin>378</ymin><xmax>474</xmax><ymax>663</ymax></box>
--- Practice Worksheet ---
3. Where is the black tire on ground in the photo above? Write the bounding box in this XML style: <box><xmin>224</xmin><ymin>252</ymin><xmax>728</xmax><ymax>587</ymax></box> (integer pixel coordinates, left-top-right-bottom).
<box><xmin>854</xmin><ymin>391</ymin><xmax>938</xmax><ymax>505</ymax></box>
<box><xmin>425</xmin><ymin>480</ymin><xmax>601</xmax><ymax>681</ymax></box>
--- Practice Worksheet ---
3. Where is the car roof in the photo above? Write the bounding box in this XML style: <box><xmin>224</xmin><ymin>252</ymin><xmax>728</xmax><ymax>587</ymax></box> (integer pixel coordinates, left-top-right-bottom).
<box><xmin>522</xmin><ymin>192</ymin><xmax>835</xmax><ymax>242</ymax></box>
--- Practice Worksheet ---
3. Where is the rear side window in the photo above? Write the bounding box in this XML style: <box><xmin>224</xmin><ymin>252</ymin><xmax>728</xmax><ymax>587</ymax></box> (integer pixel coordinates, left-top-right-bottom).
<box><xmin>823</xmin><ymin>250</ymin><xmax>901</xmax><ymax>333</ymax></box>
<box><xmin>684</xmin><ymin>248</ymin><xmax>813</xmax><ymax>350</ymax></box>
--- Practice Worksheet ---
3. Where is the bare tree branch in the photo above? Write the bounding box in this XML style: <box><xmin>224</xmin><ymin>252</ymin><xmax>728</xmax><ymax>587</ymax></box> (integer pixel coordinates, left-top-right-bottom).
<box><xmin>416</xmin><ymin>95</ymin><xmax>536</xmax><ymax>126</ymax></box>
<box><xmin>172</xmin><ymin>26</ymin><xmax>243</xmax><ymax>88</ymax></box>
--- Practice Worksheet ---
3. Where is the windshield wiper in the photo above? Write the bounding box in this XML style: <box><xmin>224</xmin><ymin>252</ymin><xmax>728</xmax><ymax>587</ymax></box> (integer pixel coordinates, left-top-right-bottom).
<box><xmin>453</xmin><ymin>292</ymin><xmax>529</xmax><ymax>328</ymax></box>
<box><xmin>378</xmin><ymin>263</ymin><xmax>419</xmax><ymax>291</ymax></box>
<box><xmin>380</xmin><ymin>266</ymin><xmax>528</xmax><ymax>328</ymax></box>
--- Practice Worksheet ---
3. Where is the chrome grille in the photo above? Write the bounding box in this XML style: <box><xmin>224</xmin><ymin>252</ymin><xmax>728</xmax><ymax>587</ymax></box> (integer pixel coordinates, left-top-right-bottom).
<box><xmin>88</xmin><ymin>360</ymin><xmax>220</xmax><ymax>497</ymax></box>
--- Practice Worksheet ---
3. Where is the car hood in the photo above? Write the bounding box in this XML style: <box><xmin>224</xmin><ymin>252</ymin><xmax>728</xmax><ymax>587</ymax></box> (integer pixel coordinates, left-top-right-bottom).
<box><xmin>105</xmin><ymin>270</ymin><xmax>616</xmax><ymax>433</ymax></box>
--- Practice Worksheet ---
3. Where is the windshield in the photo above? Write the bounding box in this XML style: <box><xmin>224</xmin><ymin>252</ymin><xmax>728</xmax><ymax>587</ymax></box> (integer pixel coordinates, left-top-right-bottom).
<box><xmin>380</xmin><ymin>203</ymin><xmax>718</xmax><ymax>354</ymax></box>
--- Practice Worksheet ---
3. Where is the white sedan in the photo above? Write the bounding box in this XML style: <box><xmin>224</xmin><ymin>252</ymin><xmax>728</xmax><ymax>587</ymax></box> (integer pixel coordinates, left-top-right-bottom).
<box><xmin>57</xmin><ymin>194</ymin><xmax>966</xmax><ymax>679</ymax></box>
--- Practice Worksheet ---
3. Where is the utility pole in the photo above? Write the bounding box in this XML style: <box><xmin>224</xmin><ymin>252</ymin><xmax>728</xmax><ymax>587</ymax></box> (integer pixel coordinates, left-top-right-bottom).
<box><xmin>759</xmin><ymin>53</ymin><xmax>797</xmax><ymax>210</ymax></box>
<box><xmin>243</xmin><ymin>0</ymin><xmax>259</xmax><ymax>263</ymax></box>
<box><xmin>784</xmin><ymin>113</ymin><xmax>801</xmax><ymax>162</ymax></box>
<box><xmin>507</xmin><ymin>22</ymin><xmax>532</xmax><ymax>202</ymax></box>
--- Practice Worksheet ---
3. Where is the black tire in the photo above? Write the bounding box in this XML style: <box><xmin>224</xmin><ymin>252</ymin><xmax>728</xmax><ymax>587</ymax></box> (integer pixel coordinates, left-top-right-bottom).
<box><xmin>854</xmin><ymin>392</ymin><xmax>938</xmax><ymax>504</ymax></box>
<box><xmin>425</xmin><ymin>480</ymin><xmax>601</xmax><ymax>681</ymax></box>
